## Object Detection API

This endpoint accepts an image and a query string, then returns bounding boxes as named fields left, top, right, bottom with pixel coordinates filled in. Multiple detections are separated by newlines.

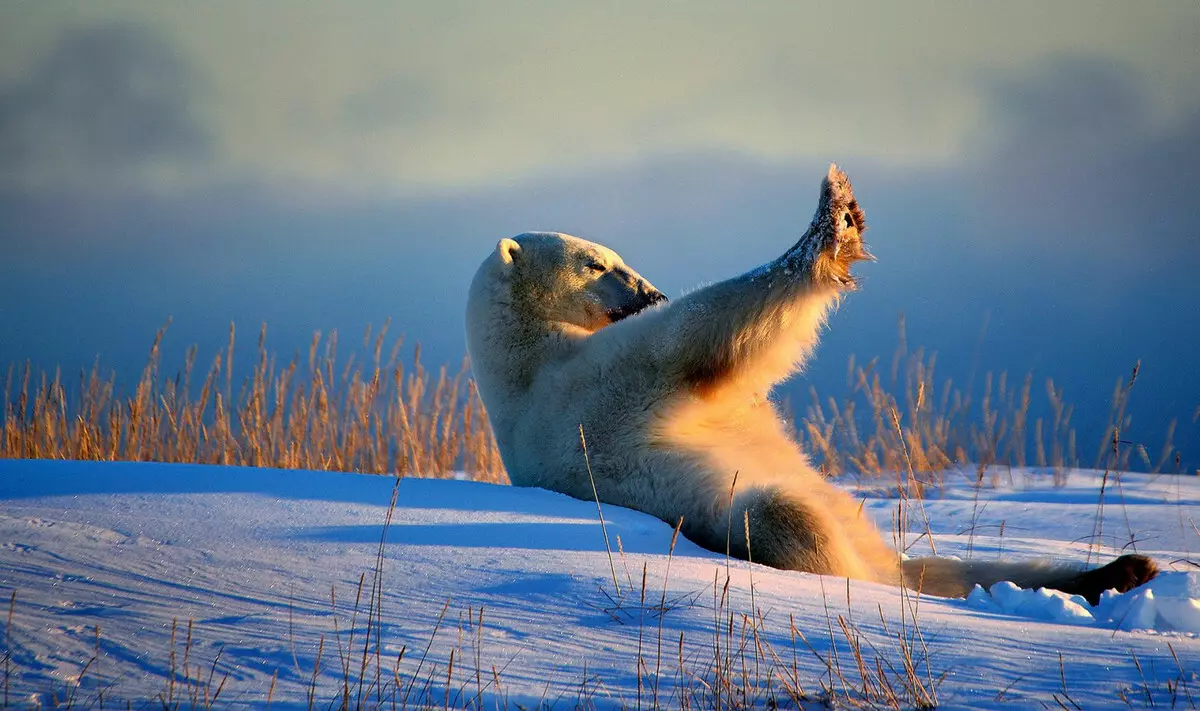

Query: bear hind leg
left=736, top=488, right=881, bottom=583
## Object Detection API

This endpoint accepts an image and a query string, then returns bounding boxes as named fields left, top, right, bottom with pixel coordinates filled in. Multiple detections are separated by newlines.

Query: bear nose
left=646, top=289, right=668, bottom=304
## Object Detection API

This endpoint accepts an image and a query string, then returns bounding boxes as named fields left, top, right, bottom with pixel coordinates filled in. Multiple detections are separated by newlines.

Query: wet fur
left=465, top=165, right=1157, bottom=603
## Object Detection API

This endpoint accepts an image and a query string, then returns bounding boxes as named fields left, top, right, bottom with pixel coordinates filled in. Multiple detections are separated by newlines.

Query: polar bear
left=465, top=165, right=1157, bottom=603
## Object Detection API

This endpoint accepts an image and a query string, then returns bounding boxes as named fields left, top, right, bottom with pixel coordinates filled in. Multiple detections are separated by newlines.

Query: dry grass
left=2, top=319, right=1192, bottom=492
left=585, top=459, right=944, bottom=711
left=795, top=319, right=1189, bottom=490
left=2, top=322, right=505, bottom=483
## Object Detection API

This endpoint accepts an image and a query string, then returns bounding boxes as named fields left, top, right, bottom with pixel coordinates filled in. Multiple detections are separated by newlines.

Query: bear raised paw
left=464, top=164, right=1158, bottom=601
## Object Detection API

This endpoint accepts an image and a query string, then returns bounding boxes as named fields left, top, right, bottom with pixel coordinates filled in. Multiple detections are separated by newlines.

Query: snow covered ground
left=1, top=459, right=1197, bottom=709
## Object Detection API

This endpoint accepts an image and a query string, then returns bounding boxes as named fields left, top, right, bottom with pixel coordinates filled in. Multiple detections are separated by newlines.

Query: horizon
left=2, top=3, right=1197, bottom=470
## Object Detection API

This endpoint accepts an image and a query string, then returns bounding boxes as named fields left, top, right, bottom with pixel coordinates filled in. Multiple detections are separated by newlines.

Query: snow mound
left=1097, top=572, right=1200, bottom=633
left=967, top=571, right=1200, bottom=633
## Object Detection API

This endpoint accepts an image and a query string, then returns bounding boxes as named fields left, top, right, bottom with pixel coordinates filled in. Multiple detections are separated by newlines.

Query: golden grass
left=2, top=322, right=505, bottom=483
left=795, top=320, right=1188, bottom=489
left=2, top=320, right=1190, bottom=489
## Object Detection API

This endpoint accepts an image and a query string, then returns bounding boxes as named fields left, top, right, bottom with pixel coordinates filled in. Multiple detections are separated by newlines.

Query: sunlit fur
left=466, top=165, right=1152, bottom=599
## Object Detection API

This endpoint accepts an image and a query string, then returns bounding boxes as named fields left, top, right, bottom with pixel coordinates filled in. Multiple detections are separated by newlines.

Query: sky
left=1, top=2, right=1198, bottom=467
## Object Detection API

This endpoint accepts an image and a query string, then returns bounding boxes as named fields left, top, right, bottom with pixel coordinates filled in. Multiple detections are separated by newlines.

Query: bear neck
left=474, top=303, right=579, bottom=399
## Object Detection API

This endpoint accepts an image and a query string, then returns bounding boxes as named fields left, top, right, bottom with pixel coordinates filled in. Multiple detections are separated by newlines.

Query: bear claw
left=800, top=168, right=871, bottom=286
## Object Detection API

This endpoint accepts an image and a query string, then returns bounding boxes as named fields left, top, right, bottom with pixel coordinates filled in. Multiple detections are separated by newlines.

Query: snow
left=1097, top=574, right=1200, bottom=634
left=967, top=575, right=1200, bottom=632
left=1, top=459, right=1198, bottom=709
left=967, top=582, right=1096, bottom=625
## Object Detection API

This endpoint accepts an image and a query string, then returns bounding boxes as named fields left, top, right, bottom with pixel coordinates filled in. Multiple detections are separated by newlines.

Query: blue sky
left=2, top=2, right=1198, bottom=467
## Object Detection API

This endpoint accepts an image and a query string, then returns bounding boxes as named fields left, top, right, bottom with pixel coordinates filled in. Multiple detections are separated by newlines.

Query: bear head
left=491, top=232, right=667, bottom=332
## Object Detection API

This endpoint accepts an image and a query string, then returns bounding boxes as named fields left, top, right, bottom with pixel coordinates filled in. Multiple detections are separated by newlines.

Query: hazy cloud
left=0, top=23, right=210, bottom=191
left=5, top=3, right=1196, bottom=193
left=963, top=55, right=1200, bottom=265
left=343, top=76, right=444, bottom=130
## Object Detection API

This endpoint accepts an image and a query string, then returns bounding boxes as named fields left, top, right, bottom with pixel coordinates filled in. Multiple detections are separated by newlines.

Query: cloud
left=963, top=55, right=1200, bottom=265
left=342, top=76, right=446, bottom=130
left=3, top=4, right=1198, bottom=194
left=0, top=23, right=211, bottom=192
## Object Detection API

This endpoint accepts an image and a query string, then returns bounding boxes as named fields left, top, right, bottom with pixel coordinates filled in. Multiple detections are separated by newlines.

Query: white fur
left=465, top=167, right=1137, bottom=599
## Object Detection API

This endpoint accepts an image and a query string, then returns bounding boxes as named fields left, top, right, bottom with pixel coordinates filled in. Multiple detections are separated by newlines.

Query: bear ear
left=496, top=238, right=521, bottom=266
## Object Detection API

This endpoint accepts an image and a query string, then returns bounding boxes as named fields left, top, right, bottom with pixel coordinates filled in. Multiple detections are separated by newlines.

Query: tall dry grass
left=2, top=319, right=1190, bottom=488
left=1, top=322, right=506, bottom=483
left=795, top=319, right=1187, bottom=489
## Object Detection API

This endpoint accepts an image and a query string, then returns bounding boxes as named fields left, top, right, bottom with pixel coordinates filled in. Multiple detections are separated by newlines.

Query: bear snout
left=606, top=289, right=668, bottom=323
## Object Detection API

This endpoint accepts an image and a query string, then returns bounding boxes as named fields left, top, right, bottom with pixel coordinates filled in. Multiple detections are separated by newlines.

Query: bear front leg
left=645, top=164, right=872, bottom=392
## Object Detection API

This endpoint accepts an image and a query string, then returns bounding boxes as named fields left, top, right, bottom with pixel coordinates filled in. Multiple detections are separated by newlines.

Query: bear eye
left=585, top=261, right=607, bottom=273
